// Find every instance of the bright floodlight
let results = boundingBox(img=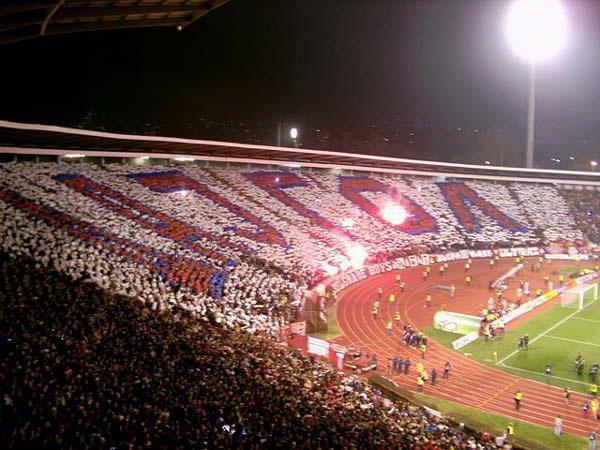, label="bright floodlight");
[506,0,567,63]
[347,244,367,269]
[290,127,298,139]
[381,202,408,225]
